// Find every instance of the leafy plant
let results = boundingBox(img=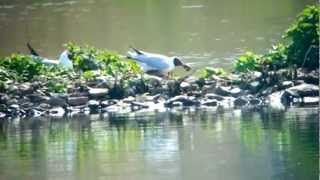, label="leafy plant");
[261,43,288,69]
[0,54,45,82]
[285,5,319,69]
[234,52,261,72]
[234,6,319,72]
[83,70,96,81]
[46,80,67,93]
[65,43,142,79]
